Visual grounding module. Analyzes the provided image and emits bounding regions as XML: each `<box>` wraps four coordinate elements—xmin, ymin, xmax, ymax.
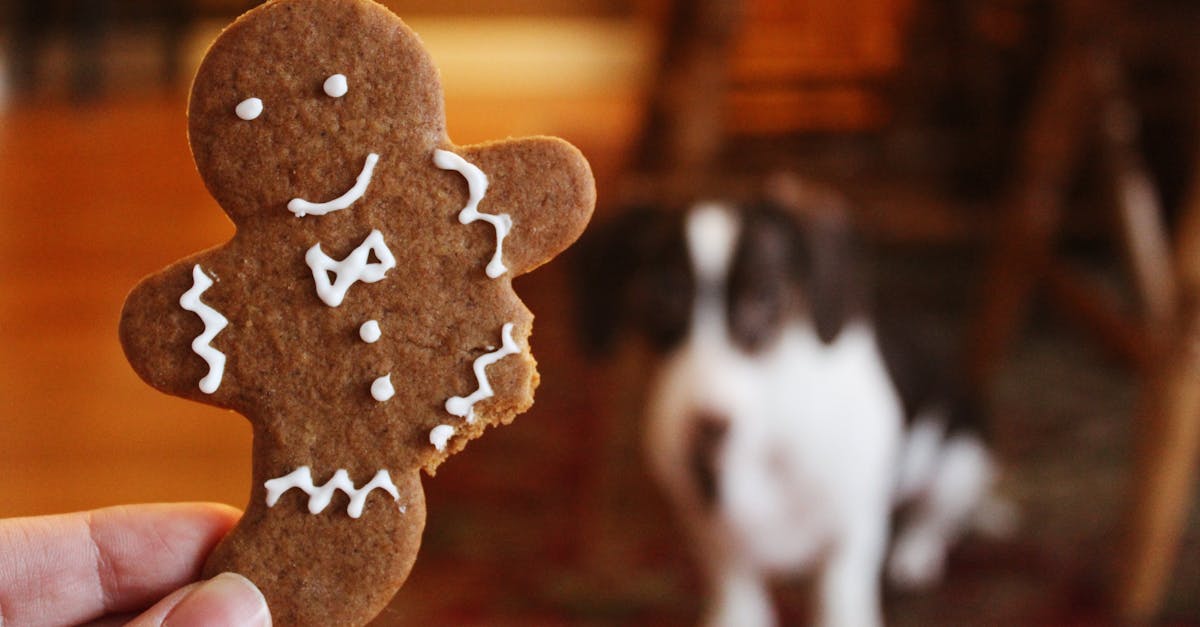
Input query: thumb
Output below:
<box><xmin>128</xmin><ymin>572</ymin><xmax>272</xmax><ymax>627</ymax></box>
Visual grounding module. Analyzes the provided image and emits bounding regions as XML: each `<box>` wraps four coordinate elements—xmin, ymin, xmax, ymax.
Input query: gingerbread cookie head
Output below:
<box><xmin>118</xmin><ymin>0</ymin><xmax>594</xmax><ymax>623</ymax></box>
<box><xmin>187</xmin><ymin>0</ymin><xmax>446</xmax><ymax>222</ymax></box>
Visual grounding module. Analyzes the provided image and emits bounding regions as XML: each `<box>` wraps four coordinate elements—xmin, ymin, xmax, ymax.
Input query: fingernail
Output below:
<box><xmin>164</xmin><ymin>572</ymin><xmax>271</xmax><ymax>627</ymax></box>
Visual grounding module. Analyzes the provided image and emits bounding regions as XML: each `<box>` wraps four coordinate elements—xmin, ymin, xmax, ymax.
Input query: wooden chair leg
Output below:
<box><xmin>631</xmin><ymin>0</ymin><xmax>742</xmax><ymax>178</ymax></box>
<box><xmin>1117</xmin><ymin>310</ymin><xmax>1200</xmax><ymax>623</ymax></box>
<box><xmin>967</xmin><ymin>189</ymin><xmax>1057</xmax><ymax>388</ymax></box>
<box><xmin>1096</xmin><ymin>51</ymin><xmax>1177</xmax><ymax>330</ymax></box>
<box><xmin>966</xmin><ymin>44</ymin><xmax>1094</xmax><ymax>388</ymax></box>
<box><xmin>1117</xmin><ymin>153</ymin><xmax>1200</xmax><ymax>624</ymax></box>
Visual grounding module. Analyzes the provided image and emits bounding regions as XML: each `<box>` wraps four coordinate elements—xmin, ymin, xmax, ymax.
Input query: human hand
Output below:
<box><xmin>0</xmin><ymin>503</ymin><xmax>271</xmax><ymax>626</ymax></box>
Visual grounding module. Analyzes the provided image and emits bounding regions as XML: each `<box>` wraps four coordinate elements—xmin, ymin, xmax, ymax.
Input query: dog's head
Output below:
<box><xmin>575</xmin><ymin>179</ymin><xmax>865</xmax><ymax>358</ymax></box>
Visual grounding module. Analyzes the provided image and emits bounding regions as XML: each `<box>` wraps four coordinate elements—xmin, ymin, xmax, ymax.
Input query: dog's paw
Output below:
<box><xmin>887</xmin><ymin>529</ymin><xmax>946</xmax><ymax>590</ymax></box>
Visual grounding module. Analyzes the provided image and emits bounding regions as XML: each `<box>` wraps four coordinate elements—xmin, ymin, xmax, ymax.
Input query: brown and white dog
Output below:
<box><xmin>576</xmin><ymin>182</ymin><xmax>1008</xmax><ymax>627</ymax></box>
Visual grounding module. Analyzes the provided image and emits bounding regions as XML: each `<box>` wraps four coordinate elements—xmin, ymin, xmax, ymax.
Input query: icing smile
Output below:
<box><xmin>288</xmin><ymin>152</ymin><xmax>380</xmax><ymax>217</ymax></box>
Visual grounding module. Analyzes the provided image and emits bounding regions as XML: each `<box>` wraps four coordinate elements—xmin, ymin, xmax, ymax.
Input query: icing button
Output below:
<box><xmin>370</xmin><ymin>374</ymin><xmax>395</xmax><ymax>401</ymax></box>
<box><xmin>324</xmin><ymin>73</ymin><xmax>348</xmax><ymax>98</ymax></box>
<box><xmin>359</xmin><ymin>319</ymin><xmax>382</xmax><ymax>343</ymax></box>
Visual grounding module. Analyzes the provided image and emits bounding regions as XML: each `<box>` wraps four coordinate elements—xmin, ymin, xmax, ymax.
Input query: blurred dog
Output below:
<box><xmin>576</xmin><ymin>180</ymin><xmax>1007</xmax><ymax>627</ymax></box>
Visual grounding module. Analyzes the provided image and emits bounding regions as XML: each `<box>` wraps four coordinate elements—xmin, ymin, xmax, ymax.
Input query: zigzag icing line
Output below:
<box><xmin>178</xmin><ymin>264</ymin><xmax>229</xmax><ymax>394</ymax></box>
<box><xmin>264</xmin><ymin>466</ymin><xmax>401</xmax><ymax>519</ymax></box>
<box><xmin>433</xmin><ymin>149</ymin><xmax>511</xmax><ymax>279</ymax></box>
<box><xmin>444</xmin><ymin>322</ymin><xmax>520</xmax><ymax>422</ymax></box>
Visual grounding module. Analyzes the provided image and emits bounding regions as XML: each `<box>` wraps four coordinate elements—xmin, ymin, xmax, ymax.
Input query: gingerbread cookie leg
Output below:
<box><xmin>204</xmin><ymin>460</ymin><xmax>426</xmax><ymax>625</ymax></box>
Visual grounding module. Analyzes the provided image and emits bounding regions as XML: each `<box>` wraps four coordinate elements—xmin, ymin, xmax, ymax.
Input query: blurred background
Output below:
<box><xmin>0</xmin><ymin>0</ymin><xmax>1198</xmax><ymax>624</ymax></box>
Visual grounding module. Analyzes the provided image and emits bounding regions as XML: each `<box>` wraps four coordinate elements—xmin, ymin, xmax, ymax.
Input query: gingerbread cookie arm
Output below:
<box><xmin>454</xmin><ymin>136</ymin><xmax>595</xmax><ymax>277</ymax></box>
<box><xmin>120</xmin><ymin>255</ymin><xmax>235</xmax><ymax>406</ymax></box>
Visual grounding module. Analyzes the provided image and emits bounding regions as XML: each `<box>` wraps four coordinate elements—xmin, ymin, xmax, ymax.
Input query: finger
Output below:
<box><xmin>123</xmin><ymin>583</ymin><xmax>198</xmax><ymax>626</ymax></box>
<box><xmin>126</xmin><ymin>573</ymin><xmax>270</xmax><ymax>627</ymax></box>
<box><xmin>0</xmin><ymin>502</ymin><xmax>240</xmax><ymax>625</ymax></box>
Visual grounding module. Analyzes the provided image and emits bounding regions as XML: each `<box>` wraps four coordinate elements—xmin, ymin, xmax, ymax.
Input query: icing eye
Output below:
<box><xmin>236</xmin><ymin>97</ymin><xmax>263</xmax><ymax>120</ymax></box>
<box><xmin>323</xmin><ymin>74</ymin><xmax>348</xmax><ymax>98</ymax></box>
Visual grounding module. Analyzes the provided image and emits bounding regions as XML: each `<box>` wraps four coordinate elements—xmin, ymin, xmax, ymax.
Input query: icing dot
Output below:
<box><xmin>430</xmin><ymin>425</ymin><xmax>455</xmax><ymax>451</ymax></box>
<box><xmin>359</xmin><ymin>320</ymin><xmax>381</xmax><ymax>343</ymax></box>
<box><xmin>370</xmin><ymin>374</ymin><xmax>394</xmax><ymax>401</ymax></box>
<box><xmin>324</xmin><ymin>74</ymin><xmax>348</xmax><ymax>98</ymax></box>
<box><xmin>235</xmin><ymin>97</ymin><xmax>263</xmax><ymax>120</ymax></box>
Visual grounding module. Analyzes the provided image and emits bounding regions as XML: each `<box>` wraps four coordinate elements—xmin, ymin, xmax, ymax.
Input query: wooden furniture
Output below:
<box><xmin>7</xmin><ymin>0</ymin><xmax>194</xmax><ymax>97</ymax></box>
<box><xmin>965</xmin><ymin>1</ymin><xmax>1200</xmax><ymax>622</ymax></box>
<box><xmin>624</xmin><ymin>0</ymin><xmax>1198</xmax><ymax>621</ymax></box>
<box><xmin>626</xmin><ymin>0</ymin><xmax>913</xmax><ymax>200</ymax></box>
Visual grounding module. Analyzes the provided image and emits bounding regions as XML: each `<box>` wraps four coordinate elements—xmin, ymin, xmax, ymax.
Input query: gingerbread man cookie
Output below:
<box><xmin>118</xmin><ymin>0</ymin><xmax>594</xmax><ymax>623</ymax></box>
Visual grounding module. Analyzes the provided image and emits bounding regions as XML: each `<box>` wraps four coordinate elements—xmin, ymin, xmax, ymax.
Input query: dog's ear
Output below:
<box><xmin>571</xmin><ymin>206</ymin><xmax>664</xmax><ymax>356</ymax></box>
<box><xmin>768</xmin><ymin>175</ymin><xmax>864</xmax><ymax>345</ymax></box>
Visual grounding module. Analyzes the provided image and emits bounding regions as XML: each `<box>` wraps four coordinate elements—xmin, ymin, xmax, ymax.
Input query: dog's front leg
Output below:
<box><xmin>816</xmin><ymin>504</ymin><xmax>888</xmax><ymax>627</ymax></box>
<box><xmin>700</xmin><ymin>553</ymin><xmax>775</xmax><ymax>627</ymax></box>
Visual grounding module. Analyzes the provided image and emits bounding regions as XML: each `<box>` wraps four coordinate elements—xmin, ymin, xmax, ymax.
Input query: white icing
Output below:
<box><xmin>432</xmin><ymin>149</ymin><xmax>511</xmax><ymax>278</ymax></box>
<box><xmin>288</xmin><ymin>153</ymin><xmax>379</xmax><ymax>217</ymax></box>
<box><xmin>324</xmin><ymin>73</ymin><xmax>348</xmax><ymax>98</ymax></box>
<box><xmin>306</xmin><ymin>229</ymin><xmax>396</xmax><ymax>307</ymax></box>
<box><xmin>179</xmin><ymin>264</ymin><xmax>229</xmax><ymax>394</ymax></box>
<box><xmin>430</xmin><ymin>425</ymin><xmax>455</xmax><ymax>452</ymax></box>
<box><xmin>359</xmin><ymin>319</ymin><xmax>381</xmax><ymax>343</ymax></box>
<box><xmin>445</xmin><ymin>322</ymin><xmax>520</xmax><ymax>421</ymax></box>
<box><xmin>264</xmin><ymin>466</ymin><xmax>399</xmax><ymax>519</ymax></box>
<box><xmin>236</xmin><ymin>97</ymin><xmax>263</xmax><ymax>120</ymax></box>
<box><xmin>371</xmin><ymin>374</ymin><xmax>395</xmax><ymax>401</ymax></box>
